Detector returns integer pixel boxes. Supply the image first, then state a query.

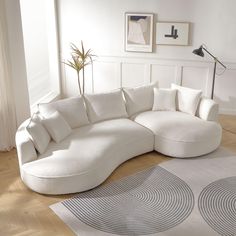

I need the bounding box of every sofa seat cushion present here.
[21,119,154,194]
[134,111,222,158]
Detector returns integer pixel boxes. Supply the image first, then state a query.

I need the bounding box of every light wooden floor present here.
[1,115,236,236]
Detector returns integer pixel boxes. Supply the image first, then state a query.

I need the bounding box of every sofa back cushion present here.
[84,89,128,123]
[171,83,202,115]
[38,96,89,129]
[152,88,176,111]
[123,82,158,117]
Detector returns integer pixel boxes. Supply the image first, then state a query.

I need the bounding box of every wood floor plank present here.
[0,114,236,235]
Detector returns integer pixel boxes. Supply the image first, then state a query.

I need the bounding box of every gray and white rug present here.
[50,148,236,236]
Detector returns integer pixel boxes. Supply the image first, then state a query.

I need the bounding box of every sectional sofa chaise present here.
[15,83,222,194]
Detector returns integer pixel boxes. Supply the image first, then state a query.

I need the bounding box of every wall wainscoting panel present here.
[214,65,236,115]
[93,61,120,93]
[151,64,177,88]
[181,66,210,96]
[61,55,236,114]
[121,63,148,87]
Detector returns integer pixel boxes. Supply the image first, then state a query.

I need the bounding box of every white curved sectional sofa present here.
[15,83,222,194]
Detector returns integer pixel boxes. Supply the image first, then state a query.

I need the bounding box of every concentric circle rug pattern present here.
[62,166,194,235]
[198,176,236,236]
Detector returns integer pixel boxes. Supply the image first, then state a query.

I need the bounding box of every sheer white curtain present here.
[0,0,17,151]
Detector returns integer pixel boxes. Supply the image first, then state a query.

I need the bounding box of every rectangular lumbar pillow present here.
[42,111,72,143]
[84,89,128,123]
[38,96,89,129]
[26,113,50,154]
[123,82,158,117]
[171,83,202,115]
[152,88,176,111]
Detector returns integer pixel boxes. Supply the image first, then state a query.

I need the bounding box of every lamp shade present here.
[192,44,226,99]
[192,46,204,57]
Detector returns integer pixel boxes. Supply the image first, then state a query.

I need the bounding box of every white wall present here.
[58,0,236,114]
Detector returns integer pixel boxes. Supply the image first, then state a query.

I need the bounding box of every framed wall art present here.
[125,13,154,52]
[156,22,189,46]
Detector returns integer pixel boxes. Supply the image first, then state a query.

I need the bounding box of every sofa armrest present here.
[197,97,219,122]
[15,119,37,167]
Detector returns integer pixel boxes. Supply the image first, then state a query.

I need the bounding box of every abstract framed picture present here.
[156,22,189,46]
[125,13,154,52]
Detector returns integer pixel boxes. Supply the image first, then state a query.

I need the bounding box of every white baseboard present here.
[219,108,236,115]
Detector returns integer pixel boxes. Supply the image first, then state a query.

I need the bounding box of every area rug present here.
[50,148,236,236]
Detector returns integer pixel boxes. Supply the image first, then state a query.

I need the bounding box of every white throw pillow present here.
[42,111,72,143]
[123,82,158,117]
[26,114,50,154]
[152,88,176,111]
[38,96,89,129]
[84,89,128,123]
[171,84,202,115]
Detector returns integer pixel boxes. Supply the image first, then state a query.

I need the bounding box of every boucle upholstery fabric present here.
[134,111,222,158]
[21,119,154,194]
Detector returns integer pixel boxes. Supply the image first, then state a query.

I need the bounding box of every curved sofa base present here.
[19,118,154,194]
[154,134,222,158]
[134,111,222,159]
[21,138,154,195]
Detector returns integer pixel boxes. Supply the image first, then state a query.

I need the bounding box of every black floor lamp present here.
[192,45,226,99]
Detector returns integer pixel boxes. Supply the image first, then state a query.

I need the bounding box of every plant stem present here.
[77,71,82,95]
[82,66,85,94]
